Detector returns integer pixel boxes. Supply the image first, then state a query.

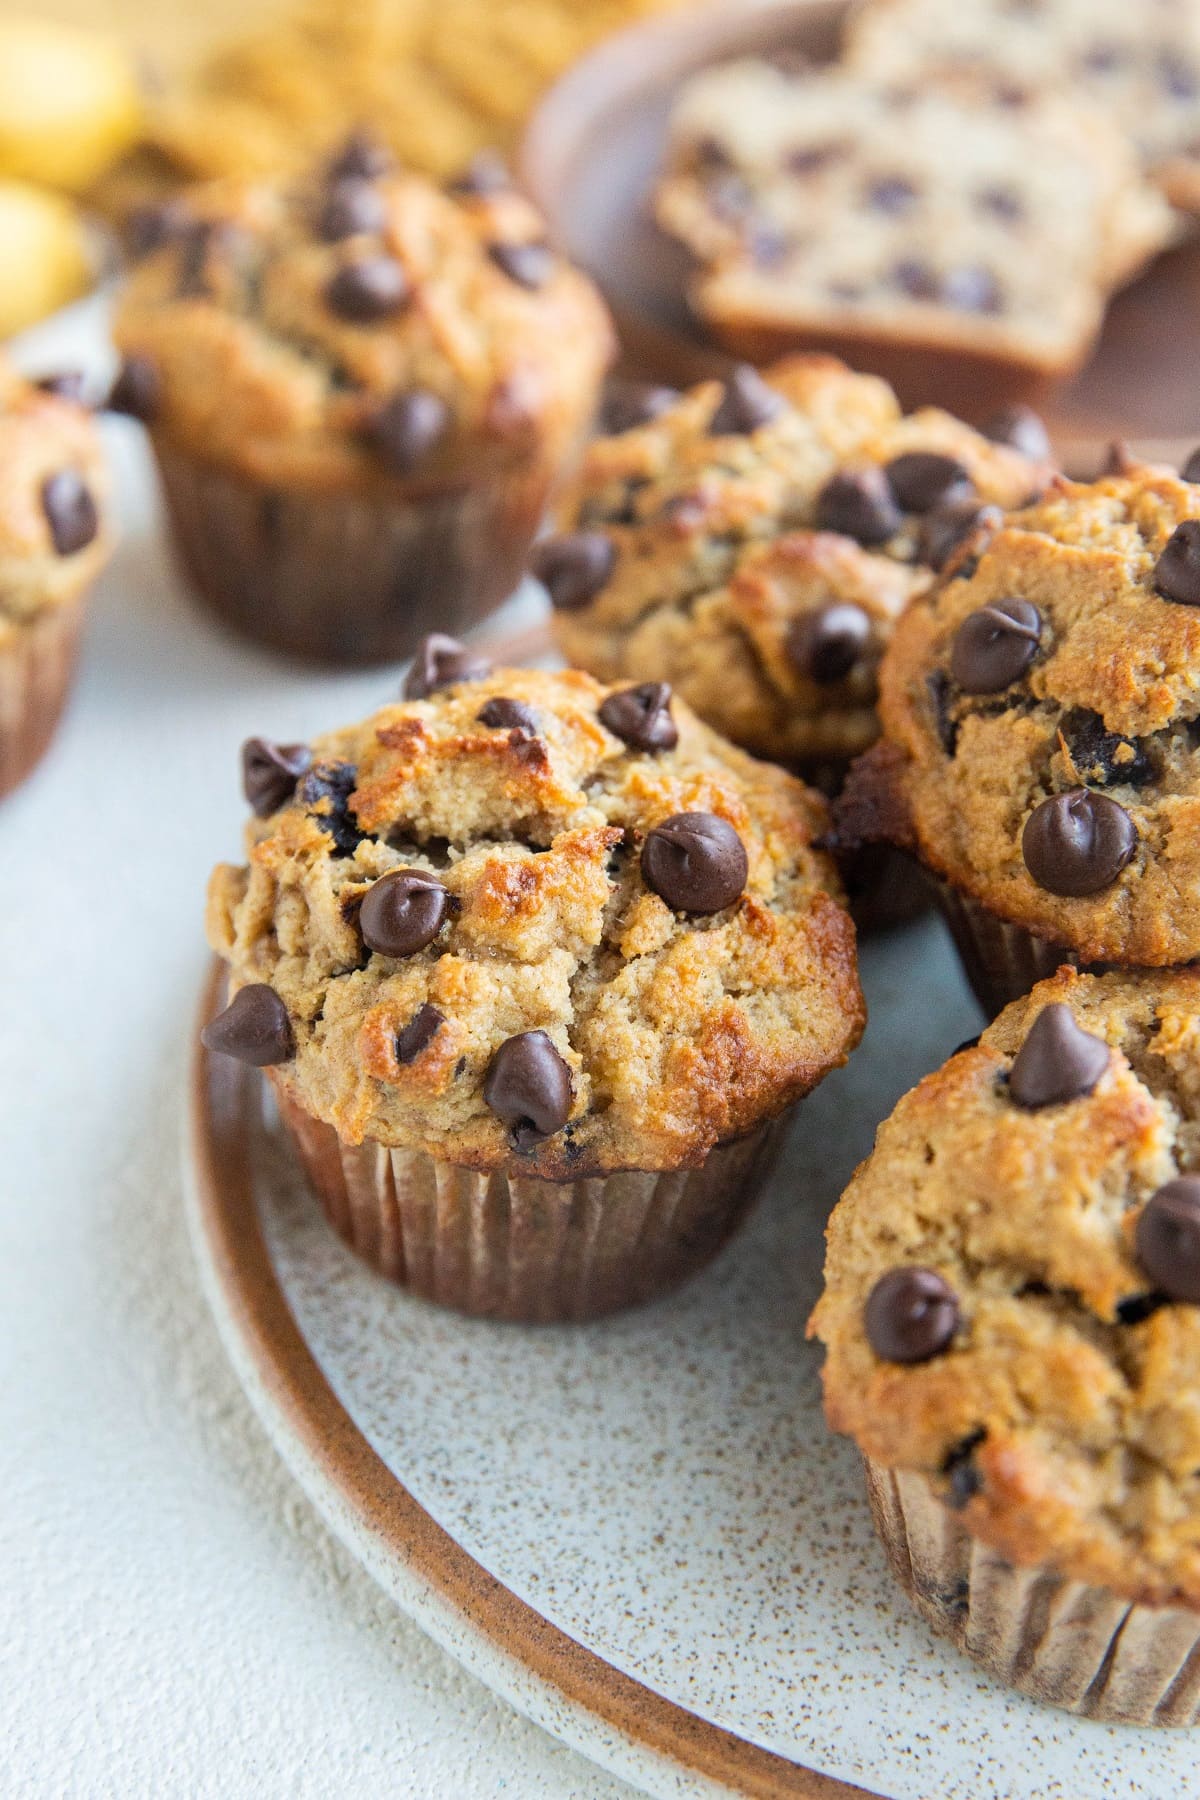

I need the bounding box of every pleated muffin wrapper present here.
[0,594,87,800]
[269,1077,789,1322]
[865,1460,1200,1726]
[932,878,1104,1017]
[154,442,556,667]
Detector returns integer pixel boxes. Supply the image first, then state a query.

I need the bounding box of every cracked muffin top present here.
[811,966,1200,1608]
[0,360,112,645]
[543,355,1047,766]
[843,461,1200,964]
[111,137,614,490]
[653,60,1171,378]
[848,0,1200,214]
[204,645,864,1175]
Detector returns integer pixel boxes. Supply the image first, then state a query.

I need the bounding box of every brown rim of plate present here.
[188,958,879,1800]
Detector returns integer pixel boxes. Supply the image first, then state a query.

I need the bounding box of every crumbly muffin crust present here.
[811,966,1200,1608]
[206,662,864,1174]
[112,151,614,490]
[549,355,1046,764]
[0,359,111,646]
[654,60,1171,375]
[863,462,1200,964]
[848,0,1200,214]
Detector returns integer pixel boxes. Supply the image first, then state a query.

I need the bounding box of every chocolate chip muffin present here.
[203,638,864,1320]
[544,355,1048,774]
[811,965,1200,1723]
[836,458,1200,1008]
[111,136,613,664]
[848,0,1200,215]
[0,360,112,799]
[654,60,1172,410]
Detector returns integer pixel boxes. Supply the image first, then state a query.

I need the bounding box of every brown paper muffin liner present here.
[154,442,555,666]
[0,596,86,800]
[269,1078,789,1322]
[931,878,1090,1016]
[865,1459,1200,1726]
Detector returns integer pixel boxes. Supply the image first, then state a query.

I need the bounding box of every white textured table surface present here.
[0,296,635,1800]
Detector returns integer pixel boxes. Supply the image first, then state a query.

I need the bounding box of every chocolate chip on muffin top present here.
[205,645,865,1174]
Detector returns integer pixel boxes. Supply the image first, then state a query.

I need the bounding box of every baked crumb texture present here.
[812,966,1200,1608]
[206,664,865,1175]
[654,60,1172,376]
[848,0,1200,214]
[112,155,614,491]
[873,462,1200,965]
[550,355,1045,764]
[0,359,111,645]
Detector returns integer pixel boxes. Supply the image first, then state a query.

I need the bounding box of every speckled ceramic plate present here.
[185,913,1200,1800]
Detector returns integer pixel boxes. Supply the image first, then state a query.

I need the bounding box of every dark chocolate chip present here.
[299,762,366,855]
[127,198,189,259]
[1021,789,1136,895]
[363,388,451,473]
[175,220,220,297]
[599,379,679,435]
[885,451,972,514]
[786,603,871,684]
[865,1267,959,1362]
[360,869,450,957]
[34,370,88,404]
[41,472,98,556]
[977,184,1024,222]
[483,1029,573,1151]
[641,812,747,914]
[1062,710,1155,788]
[815,467,902,545]
[241,737,312,817]
[954,1035,981,1055]
[530,531,615,610]
[106,356,160,422]
[1182,446,1200,484]
[1136,1177,1200,1304]
[317,176,387,241]
[325,255,409,321]
[942,266,1002,313]
[447,150,512,197]
[1154,520,1200,606]
[786,141,844,173]
[1008,1003,1110,1109]
[919,498,1001,572]
[950,597,1041,692]
[598,682,678,752]
[866,174,918,214]
[396,1002,445,1064]
[487,240,554,289]
[327,129,392,181]
[710,364,785,435]
[477,697,537,732]
[981,402,1051,461]
[403,633,492,699]
[201,983,294,1066]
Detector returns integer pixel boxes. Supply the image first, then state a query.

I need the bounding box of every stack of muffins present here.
[9,117,1188,1739]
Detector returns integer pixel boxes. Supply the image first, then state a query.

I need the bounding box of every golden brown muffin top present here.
[111,139,614,490]
[205,649,864,1175]
[811,966,1200,1608]
[545,355,1046,765]
[0,360,112,643]
[852,462,1200,964]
